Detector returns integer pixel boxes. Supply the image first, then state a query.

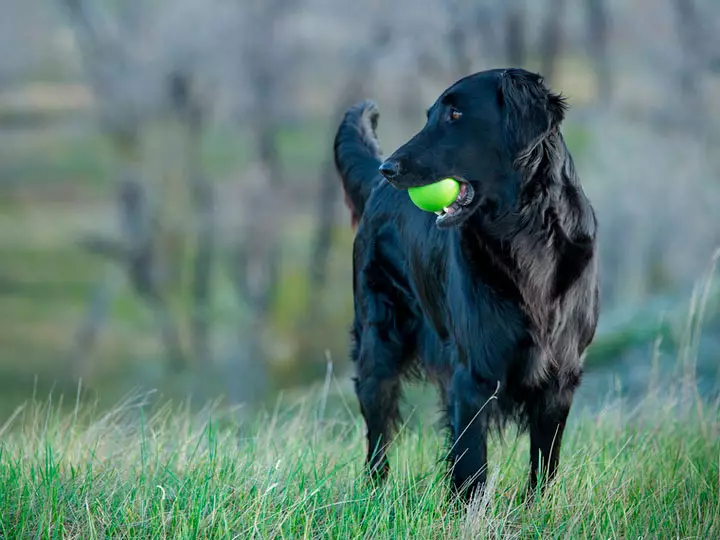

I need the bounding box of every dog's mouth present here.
[434,180,475,227]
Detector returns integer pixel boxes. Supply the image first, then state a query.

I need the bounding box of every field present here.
[1,376,718,539]
[4,1,720,536]
[1,67,719,540]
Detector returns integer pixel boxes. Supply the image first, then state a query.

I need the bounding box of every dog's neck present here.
[458,129,597,339]
[465,130,595,249]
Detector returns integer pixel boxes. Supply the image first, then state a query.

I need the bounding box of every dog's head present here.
[379,68,567,228]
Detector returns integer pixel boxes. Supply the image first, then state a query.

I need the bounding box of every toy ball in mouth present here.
[408,178,461,213]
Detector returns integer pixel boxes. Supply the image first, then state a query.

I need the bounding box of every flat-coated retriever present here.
[333,68,599,501]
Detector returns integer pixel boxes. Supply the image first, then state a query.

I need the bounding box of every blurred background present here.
[1,0,719,420]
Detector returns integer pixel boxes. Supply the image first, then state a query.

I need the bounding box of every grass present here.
[0,378,718,539]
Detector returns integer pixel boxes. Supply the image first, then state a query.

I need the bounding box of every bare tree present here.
[671,0,706,130]
[446,0,474,77]
[585,0,612,105]
[505,0,527,67]
[307,24,392,298]
[539,0,567,84]
[0,1,58,89]
[224,0,303,401]
[59,0,185,373]
[169,71,215,366]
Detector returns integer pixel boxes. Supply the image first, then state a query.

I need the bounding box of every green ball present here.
[408,178,461,213]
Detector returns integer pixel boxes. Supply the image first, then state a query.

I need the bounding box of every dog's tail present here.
[333,100,384,229]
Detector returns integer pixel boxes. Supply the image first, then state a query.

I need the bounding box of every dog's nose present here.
[378,160,401,180]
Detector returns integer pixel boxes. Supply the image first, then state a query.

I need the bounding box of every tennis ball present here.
[408,178,461,213]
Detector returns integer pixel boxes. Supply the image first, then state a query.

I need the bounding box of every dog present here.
[333,68,599,501]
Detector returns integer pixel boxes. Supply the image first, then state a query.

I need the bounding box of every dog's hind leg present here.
[446,367,496,501]
[353,326,409,483]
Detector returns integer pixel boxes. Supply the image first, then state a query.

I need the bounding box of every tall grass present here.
[2,258,720,538]
[0,374,718,538]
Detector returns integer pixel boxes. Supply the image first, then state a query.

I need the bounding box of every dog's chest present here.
[439,262,531,371]
[414,256,526,339]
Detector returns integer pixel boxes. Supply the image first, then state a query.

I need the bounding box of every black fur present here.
[333,68,600,501]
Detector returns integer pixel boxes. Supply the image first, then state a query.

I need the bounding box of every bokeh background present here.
[1,0,719,420]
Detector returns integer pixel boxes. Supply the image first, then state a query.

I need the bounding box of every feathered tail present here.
[333,100,385,229]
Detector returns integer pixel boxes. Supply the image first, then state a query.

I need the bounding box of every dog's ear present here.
[498,69,567,157]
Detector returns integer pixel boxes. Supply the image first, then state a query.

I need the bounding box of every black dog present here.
[333,68,599,500]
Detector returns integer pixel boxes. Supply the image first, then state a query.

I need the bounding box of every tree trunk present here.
[171,71,216,367]
[70,265,123,378]
[306,25,391,303]
[539,0,566,84]
[226,93,284,403]
[114,128,185,372]
[505,0,526,67]
[308,157,340,293]
[586,0,612,105]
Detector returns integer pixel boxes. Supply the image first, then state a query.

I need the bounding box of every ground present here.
[0,379,717,538]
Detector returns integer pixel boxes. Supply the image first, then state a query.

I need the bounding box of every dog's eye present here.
[448,108,462,122]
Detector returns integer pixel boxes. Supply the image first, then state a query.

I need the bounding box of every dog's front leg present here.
[526,385,575,498]
[447,366,495,501]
